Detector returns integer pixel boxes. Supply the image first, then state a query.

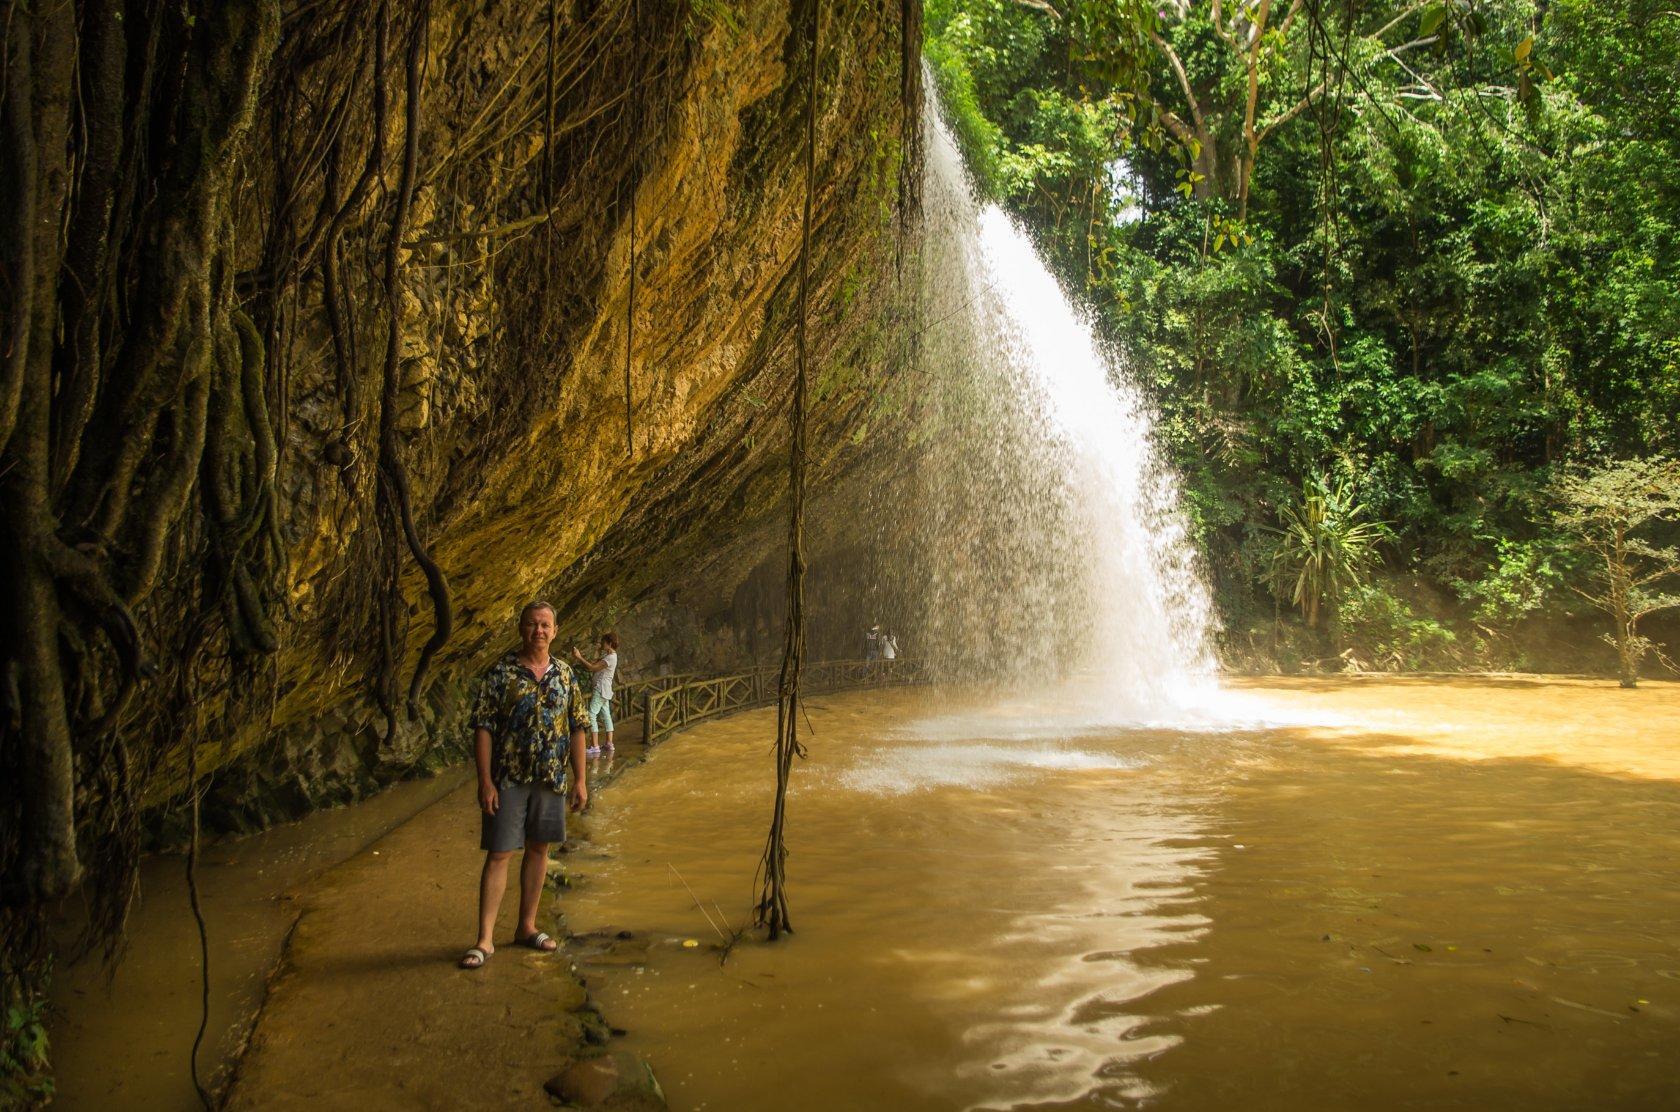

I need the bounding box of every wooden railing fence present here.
[622,659,927,748]
[609,672,695,725]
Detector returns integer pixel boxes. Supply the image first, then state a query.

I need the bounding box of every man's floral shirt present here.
[471,654,589,791]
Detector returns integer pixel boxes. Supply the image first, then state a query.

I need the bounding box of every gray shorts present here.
[481,779,567,852]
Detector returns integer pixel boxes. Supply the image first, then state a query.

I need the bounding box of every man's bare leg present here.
[516,841,557,948]
[475,849,516,954]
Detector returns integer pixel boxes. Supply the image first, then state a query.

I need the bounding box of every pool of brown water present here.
[564,677,1680,1111]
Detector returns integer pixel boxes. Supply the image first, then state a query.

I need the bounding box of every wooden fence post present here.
[642,693,653,748]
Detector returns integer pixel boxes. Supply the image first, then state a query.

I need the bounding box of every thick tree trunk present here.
[1616,614,1640,688]
[4,517,81,900]
[1609,528,1640,688]
[0,9,39,452]
[2,0,83,904]
[1193,142,1222,202]
[50,0,129,489]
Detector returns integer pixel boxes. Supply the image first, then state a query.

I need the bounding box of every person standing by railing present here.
[459,602,587,970]
[572,633,619,757]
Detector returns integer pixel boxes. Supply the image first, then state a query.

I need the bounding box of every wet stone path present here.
[226,740,662,1111]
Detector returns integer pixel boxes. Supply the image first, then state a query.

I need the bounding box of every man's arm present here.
[568,727,588,811]
[475,727,498,814]
[566,676,590,810]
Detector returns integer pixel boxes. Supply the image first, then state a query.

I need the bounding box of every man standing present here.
[459,602,588,970]
[571,632,619,757]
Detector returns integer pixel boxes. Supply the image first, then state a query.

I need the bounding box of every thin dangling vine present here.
[756,0,820,941]
[184,731,213,1111]
[624,0,640,456]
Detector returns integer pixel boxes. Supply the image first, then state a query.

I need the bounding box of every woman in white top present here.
[571,633,619,755]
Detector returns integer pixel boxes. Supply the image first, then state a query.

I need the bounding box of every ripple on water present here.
[839,742,1146,794]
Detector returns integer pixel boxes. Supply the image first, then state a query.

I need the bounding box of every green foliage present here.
[2,976,53,1107]
[927,0,1680,671]
[1453,536,1571,634]
[923,2,1008,194]
[924,0,1163,289]
[1337,583,1460,671]
[685,0,743,39]
[1264,475,1389,630]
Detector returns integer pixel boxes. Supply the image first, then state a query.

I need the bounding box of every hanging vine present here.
[897,0,923,274]
[625,0,642,456]
[2,0,279,940]
[1302,0,1358,372]
[375,0,455,730]
[755,0,821,941]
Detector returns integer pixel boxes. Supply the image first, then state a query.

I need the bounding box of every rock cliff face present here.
[156,0,923,830]
[3,0,920,836]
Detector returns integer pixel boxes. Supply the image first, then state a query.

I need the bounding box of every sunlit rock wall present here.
[189,0,922,830]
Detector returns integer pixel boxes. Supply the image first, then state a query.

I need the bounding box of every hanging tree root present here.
[1,2,281,1093]
[374,0,453,727]
[756,0,821,942]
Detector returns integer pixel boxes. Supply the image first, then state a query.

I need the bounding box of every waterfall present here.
[904,84,1220,727]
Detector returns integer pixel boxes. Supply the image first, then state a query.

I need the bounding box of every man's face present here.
[520,609,555,653]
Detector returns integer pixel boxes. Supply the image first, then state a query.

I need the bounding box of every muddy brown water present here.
[563,678,1680,1111]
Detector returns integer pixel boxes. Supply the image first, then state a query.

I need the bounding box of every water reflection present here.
[569,688,1219,1110]
[950,787,1214,1110]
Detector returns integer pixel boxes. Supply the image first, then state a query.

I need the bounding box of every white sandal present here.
[516,931,557,953]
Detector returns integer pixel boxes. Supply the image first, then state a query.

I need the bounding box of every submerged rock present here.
[544,1051,665,1109]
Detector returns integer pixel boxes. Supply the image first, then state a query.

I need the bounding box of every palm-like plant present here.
[1265,475,1387,630]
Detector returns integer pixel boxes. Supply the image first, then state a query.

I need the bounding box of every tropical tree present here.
[1266,475,1387,630]
[1553,457,1680,687]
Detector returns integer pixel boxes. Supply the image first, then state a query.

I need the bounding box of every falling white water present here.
[902,85,1225,732]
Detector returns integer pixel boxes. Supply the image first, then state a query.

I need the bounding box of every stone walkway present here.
[226,742,661,1111]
